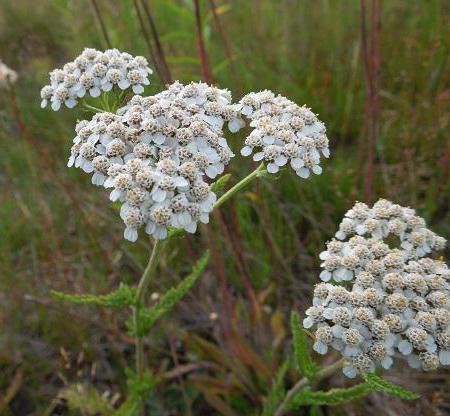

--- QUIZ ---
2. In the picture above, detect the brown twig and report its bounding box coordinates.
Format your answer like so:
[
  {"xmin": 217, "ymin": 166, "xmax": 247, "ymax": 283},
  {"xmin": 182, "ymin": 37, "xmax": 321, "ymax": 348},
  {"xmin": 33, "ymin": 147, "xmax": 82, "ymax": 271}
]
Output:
[
  {"xmin": 140, "ymin": 0, "xmax": 172, "ymax": 84},
  {"xmin": 214, "ymin": 210, "xmax": 260, "ymax": 319},
  {"xmin": 208, "ymin": 0, "xmax": 241, "ymax": 92},
  {"xmin": 193, "ymin": 0, "xmax": 213, "ymax": 83},
  {"xmin": 90, "ymin": 0, "xmax": 112, "ymax": 48},
  {"xmin": 205, "ymin": 226, "xmax": 233, "ymax": 338},
  {"xmin": 133, "ymin": 0, "xmax": 165, "ymax": 83},
  {"xmin": 360, "ymin": 0, "xmax": 381, "ymax": 204},
  {"xmin": 169, "ymin": 335, "xmax": 193, "ymax": 416}
]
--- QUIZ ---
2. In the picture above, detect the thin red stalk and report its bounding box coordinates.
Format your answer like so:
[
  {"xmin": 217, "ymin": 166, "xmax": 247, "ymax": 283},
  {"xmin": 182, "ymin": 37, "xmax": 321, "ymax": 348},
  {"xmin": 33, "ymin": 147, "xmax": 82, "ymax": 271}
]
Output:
[
  {"xmin": 215, "ymin": 210, "xmax": 260, "ymax": 318},
  {"xmin": 140, "ymin": 0, "xmax": 172, "ymax": 84},
  {"xmin": 90, "ymin": 0, "xmax": 112, "ymax": 48},
  {"xmin": 208, "ymin": 0, "xmax": 251, "ymax": 308},
  {"xmin": 133, "ymin": 0, "xmax": 165, "ymax": 84},
  {"xmin": 208, "ymin": 0, "xmax": 241, "ymax": 92},
  {"xmin": 169, "ymin": 335, "xmax": 193, "ymax": 416},
  {"xmin": 360, "ymin": 0, "xmax": 381, "ymax": 204},
  {"xmin": 205, "ymin": 227, "xmax": 233, "ymax": 338},
  {"xmin": 193, "ymin": 0, "xmax": 257, "ymax": 321},
  {"xmin": 192, "ymin": 0, "xmax": 249, "ymax": 340},
  {"xmin": 193, "ymin": 0, "xmax": 213, "ymax": 83}
]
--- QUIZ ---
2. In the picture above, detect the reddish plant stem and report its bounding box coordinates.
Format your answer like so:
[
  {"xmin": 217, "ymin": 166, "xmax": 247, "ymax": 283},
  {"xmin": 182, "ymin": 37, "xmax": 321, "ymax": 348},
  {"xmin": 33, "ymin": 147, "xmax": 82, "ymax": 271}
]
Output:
[
  {"xmin": 140, "ymin": 0, "xmax": 172, "ymax": 84},
  {"xmin": 169, "ymin": 335, "xmax": 193, "ymax": 416},
  {"xmin": 205, "ymin": 226, "xmax": 233, "ymax": 338},
  {"xmin": 208, "ymin": 0, "xmax": 241, "ymax": 92},
  {"xmin": 360, "ymin": 0, "xmax": 381, "ymax": 204},
  {"xmin": 133, "ymin": 0, "xmax": 165, "ymax": 84},
  {"xmin": 193, "ymin": 0, "xmax": 213, "ymax": 84},
  {"xmin": 90, "ymin": 0, "xmax": 112, "ymax": 48},
  {"xmin": 215, "ymin": 210, "xmax": 260, "ymax": 318}
]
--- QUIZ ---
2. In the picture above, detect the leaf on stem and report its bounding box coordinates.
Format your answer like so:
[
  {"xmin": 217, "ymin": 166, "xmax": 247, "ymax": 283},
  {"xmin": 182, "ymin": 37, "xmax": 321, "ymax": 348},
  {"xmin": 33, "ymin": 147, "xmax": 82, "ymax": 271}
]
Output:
[
  {"xmin": 362, "ymin": 373, "xmax": 419, "ymax": 400},
  {"xmin": 291, "ymin": 311, "xmax": 316, "ymax": 379},
  {"xmin": 60, "ymin": 384, "xmax": 114, "ymax": 414},
  {"xmin": 287, "ymin": 373, "xmax": 418, "ymax": 410},
  {"xmin": 288, "ymin": 384, "xmax": 374, "ymax": 408},
  {"xmin": 211, "ymin": 173, "xmax": 231, "ymax": 193},
  {"xmin": 130, "ymin": 250, "xmax": 210, "ymax": 336},
  {"xmin": 167, "ymin": 226, "xmax": 185, "ymax": 239},
  {"xmin": 262, "ymin": 354, "xmax": 291, "ymax": 416},
  {"xmin": 50, "ymin": 284, "xmax": 136, "ymax": 307},
  {"xmin": 113, "ymin": 369, "xmax": 158, "ymax": 416}
]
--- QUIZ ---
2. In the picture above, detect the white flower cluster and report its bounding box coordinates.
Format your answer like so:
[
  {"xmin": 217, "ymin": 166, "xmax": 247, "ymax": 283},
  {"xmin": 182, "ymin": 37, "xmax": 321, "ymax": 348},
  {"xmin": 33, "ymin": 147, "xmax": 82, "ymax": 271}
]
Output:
[
  {"xmin": 40, "ymin": 48, "xmax": 152, "ymax": 111},
  {"xmin": 237, "ymin": 90, "xmax": 329, "ymax": 177},
  {"xmin": 304, "ymin": 199, "xmax": 449, "ymax": 378},
  {"xmin": 0, "ymin": 60, "xmax": 18, "ymax": 88},
  {"xmin": 68, "ymin": 81, "xmax": 241, "ymax": 241}
]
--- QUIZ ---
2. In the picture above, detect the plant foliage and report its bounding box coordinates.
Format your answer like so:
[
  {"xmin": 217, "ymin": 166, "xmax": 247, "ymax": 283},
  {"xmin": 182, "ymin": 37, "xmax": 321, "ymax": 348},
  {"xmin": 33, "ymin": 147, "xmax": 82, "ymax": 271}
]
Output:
[
  {"xmin": 50, "ymin": 284, "xmax": 136, "ymax": 307},
  {"xmin": 130, "ymin": 250, "xmax": 210, "ymax": 336},
  {"xmin": 362, "ymin": 373, "xmax": 419, "ymax": 400},
  {"xmin": 288, "ymin": 384, "xmax": 374, "ymax": 408},
  {"xmin": 211, "ymin": 173, "xmax": 231, "ymax": 193},
  {"xmin": 291, "ymin": 311, "xmax": 316, "ymax": 379},
  {"xmin": 261, "ymin": 354, "xmax": 291, "ymax": 416}
]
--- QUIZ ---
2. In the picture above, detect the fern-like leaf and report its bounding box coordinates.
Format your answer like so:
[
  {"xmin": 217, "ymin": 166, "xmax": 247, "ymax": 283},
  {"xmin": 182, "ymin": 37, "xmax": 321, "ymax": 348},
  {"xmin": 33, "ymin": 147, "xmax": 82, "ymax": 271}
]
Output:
[
  {"xmin": 262, "ymin": 354, "xmax": 291, "ymax": 416},
  {"xmin": 211, "ymin": 173, "xmax": 231, "ymax": 193},
  {"xmin": 50, "ymin": 284, "xmax": 136, "ymax": 307},
  {"xmin": 363, "ymin": 373, "xmax": 419, "ymax": 400},
  {"xmin": 131, "ymin": 251, "xmax": 210, "ymax": 336},
  {"xmin": 291, "ymin": 311, "xmax": 316, "ymax": 379},
  {"xmin": 168, "ymin": 226, "xmax": 185, "ymax": 239},
  {"xmin": 113, "ymin": 396, "xmax": 143, "ymax": 416},
  {"xmin": 60, "ymin": 384, "xmax": 114, "ymax": 414},
  {"xmin": 288, "ymin": 384, "xmax": 374, "ymax": 408},
  {"xmin": 113, "ymin": 369, "xmax": 158, "ymax": 416}
]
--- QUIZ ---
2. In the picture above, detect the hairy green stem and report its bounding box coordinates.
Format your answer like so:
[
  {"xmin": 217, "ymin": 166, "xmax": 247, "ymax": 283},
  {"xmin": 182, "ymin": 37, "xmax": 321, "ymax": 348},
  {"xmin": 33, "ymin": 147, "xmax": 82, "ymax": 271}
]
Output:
[
  {"xmin": 82, "ymin": 102, "xmax": 106, "ymax": 113},
  {"xmin": 274, "ymin": 358, "xmax": 346, "ymax": 416},
  {"xmin": 214, "ymin": 162, "xmax": 266, "ymax": 209},
  {"xmin": 134, "ymin": 239, "xmax": 164, "ymax": 380}
]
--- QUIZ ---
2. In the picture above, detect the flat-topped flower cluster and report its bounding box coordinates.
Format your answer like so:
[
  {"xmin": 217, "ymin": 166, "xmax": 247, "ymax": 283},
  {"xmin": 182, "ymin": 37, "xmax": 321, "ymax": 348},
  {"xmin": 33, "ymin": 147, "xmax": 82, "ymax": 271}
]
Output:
[
  {"xmin": 238, "ymin": 90, "xmax": 329, "ymax": 177},
  {"xmin": 304, "ymin": 199, "xmax": 449, "ymax": 377},
  {"xmin": 69, "ymin": 81, "xmax": 242, "ymax": 241},
  {"xmin": 40, "ymin": 48, "xmax": 152, "ymax": 111},
  {"xmin": 40, "ymin": 48, "xmax": 332, "ymax": 243},
  {"xmin": 0, "ymin": 60, "xmax": 18, "ymax": 88}
]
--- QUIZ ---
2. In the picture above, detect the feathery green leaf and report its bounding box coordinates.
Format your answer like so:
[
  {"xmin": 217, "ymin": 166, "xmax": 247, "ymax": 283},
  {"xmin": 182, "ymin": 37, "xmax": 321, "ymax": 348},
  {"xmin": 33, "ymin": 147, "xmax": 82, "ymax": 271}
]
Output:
[
  {"xmin": 262, "ymin": 354, "xmax": 291, "ymax": 416},
  {"xmin": 113, "ymin": 369, "xmax": 158, "ymax": 416},
  {"xmin": 291, "ymin": 311, "xmax": 316, "ymax": 378},
  {"xmin": 168, "ymin": 226, "xmax": 185, "ymax": 239},
  {"xmin": 288, "ymin": 384, "xmax": 374, "ymax": 408},
  {"xmin": 50, "ymin": 284, "xmax": 136, "ymax": 307},
  {"xmin": 363, "ymin": 373, "xmax": 419, "ymax": 400},
  {"xmin": 131, "ymin": 251, "xmax": 210, "ymax": 336},
  {"xmin": 60, "ymin": 384, "xmax": 114, "ymax": 414},
  {"xmin": 211, "ymin": 173, "xmax": 232, "ymax": 193}
]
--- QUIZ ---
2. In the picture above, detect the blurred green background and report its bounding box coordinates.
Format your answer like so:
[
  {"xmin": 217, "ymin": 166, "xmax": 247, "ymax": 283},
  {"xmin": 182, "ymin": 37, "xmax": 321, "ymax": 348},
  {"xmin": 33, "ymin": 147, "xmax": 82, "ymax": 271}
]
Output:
[{"xmin": 0, "ymin": 0, "xmax": 449, "ymax": 414}]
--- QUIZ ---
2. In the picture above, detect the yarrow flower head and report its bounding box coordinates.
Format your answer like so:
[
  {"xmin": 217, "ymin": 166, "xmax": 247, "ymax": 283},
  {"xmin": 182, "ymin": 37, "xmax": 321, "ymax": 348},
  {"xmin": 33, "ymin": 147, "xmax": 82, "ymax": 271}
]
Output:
[
  {"xmin": 304, "ymin": 199, "xmax": 449, "ymax": 378},
  {"xmin": 68, "ymin": 81, "xmax": 241, "ymax": 241},
  {"xmin": 40, "ymin": 48, "xmax": 152, "ymax": 111},
  {"xmin": 0, "ymin": 60, "xmax": 18, "ymax": 88},
  {"xmin": 237, "ymin": 90, "xmax": 329, "ymax": 177}
]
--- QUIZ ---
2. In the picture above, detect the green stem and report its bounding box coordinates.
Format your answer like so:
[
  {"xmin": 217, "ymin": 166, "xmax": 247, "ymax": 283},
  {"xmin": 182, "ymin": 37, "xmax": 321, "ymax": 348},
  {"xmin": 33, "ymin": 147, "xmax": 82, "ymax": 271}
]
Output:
[
  {"xmin": 213, "ymin": 162, "xmax": 266, "ymax": 210},
  {"xmin": 133, "ymin": 239, "xmax": 164, "ymax": 380},
  {"xmin": 274, "ymin": 358, "xmax": 346, "ymax": 416},
  {"xmin": 82, "ymin": 102, "xmax": 106, "ymax": 113}
]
